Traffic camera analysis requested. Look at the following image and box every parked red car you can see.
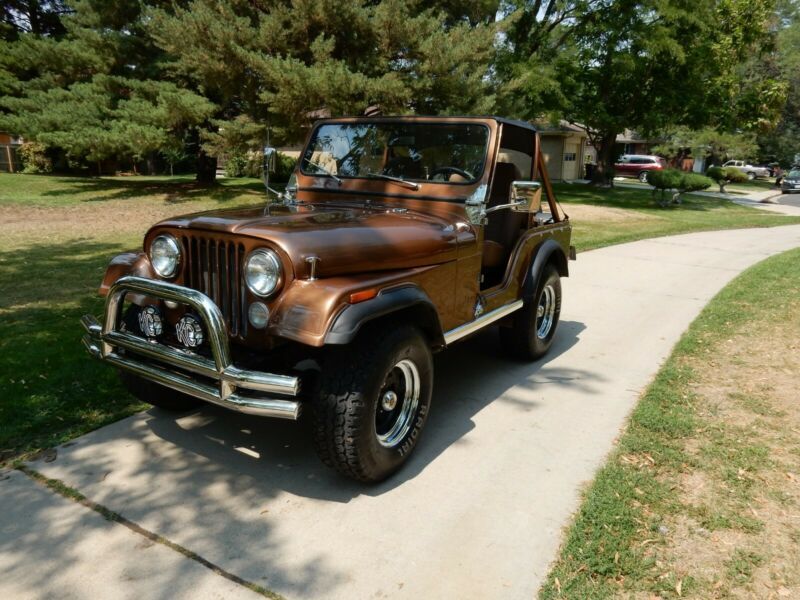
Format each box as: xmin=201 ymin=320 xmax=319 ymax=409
xmin=614 ymin=154 xmax=666 ymax=182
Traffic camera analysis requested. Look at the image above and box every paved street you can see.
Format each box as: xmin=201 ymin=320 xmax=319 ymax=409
xmin=3 ymin=225 xmax=800 ymax=600
xmin=778 ymin=192 xmax=800 ymax=208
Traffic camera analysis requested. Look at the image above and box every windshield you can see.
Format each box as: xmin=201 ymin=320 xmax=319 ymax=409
xmin=301 ymin=122 xmax=490 ymax=185
xmin=787 ymin=170 xmax=800 ymax=178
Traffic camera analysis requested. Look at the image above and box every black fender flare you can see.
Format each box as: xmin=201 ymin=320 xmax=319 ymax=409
xmin=324 ymin=285 xmax=444 ymax=346
xmin=522 ymin=239 xmax=569 ymax=301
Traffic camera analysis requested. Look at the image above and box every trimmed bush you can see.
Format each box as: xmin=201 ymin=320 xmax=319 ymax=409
xmin=706 ymin=166 xmax=747 ymax=193
xmin=649 ymin=168 xmax=712 ymax=206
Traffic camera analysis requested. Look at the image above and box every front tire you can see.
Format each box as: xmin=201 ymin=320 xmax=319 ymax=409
xmin=747 ymin=171 xmax=756 ymax=180
xmin=500 ymin=265 xmax=562 ymax=360
xmin=312 ymin=325 xmax=433 ymax=482
xmin=638 ymin=171 xmax=649 ymax=183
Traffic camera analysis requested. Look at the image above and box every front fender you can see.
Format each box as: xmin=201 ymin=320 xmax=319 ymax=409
xmin=324 ymin=285 xmax=443 ymax=346
xmin=99 ymin=252 xmax=156 ymax=299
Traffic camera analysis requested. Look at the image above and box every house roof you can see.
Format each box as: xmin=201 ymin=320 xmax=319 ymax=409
xmin=535 ymin=120 xmax=587 ymax=136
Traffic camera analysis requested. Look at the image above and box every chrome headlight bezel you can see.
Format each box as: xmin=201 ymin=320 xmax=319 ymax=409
xmin=245 ymin=248 xmax=283 ymax=298
xmin=149 ymin=234 xmax=181 ymax=279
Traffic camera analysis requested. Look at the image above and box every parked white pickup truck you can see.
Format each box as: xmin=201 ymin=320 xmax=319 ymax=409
xmin=722 ymin=160 xmax=770 ymax=180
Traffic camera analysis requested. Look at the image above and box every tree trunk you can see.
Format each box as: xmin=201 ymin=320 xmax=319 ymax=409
xmin=590 ymin=131 xmax=619 ymax=186
xmin=196 ymin=149 xmax=217 ymax=184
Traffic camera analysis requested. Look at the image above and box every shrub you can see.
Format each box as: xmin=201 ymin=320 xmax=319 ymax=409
xmin=273 ymin=152 xmax=298 ymax=182
xmin=18 ymin=142 xmax=52 ymax=174
xmin=648 ymin=168 xmax=712 ymax=206
xmin=647 ymin=168 xmax=683 ymax=191
xmin=706 ymin=166 xmax=747 ymax=193
xmin=224 ymin=154 xmax=247 ymax=178
xmin=226 ymin=151 xmax=297 ymax=181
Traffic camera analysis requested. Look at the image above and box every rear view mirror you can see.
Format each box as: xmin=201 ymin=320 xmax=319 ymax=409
xmin=510 ymin=180 xmax=542 ymax=212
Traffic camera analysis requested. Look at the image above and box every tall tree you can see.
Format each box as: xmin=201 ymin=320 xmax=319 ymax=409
xmin=757 ymin=0 xmax=800 ymax=165
xmin=503 ymin=0 xmax=785 ymax=184
xmin=0 ymin=0 xmax=214 ymax=175
xmin=145 ymin=0 xmax=498 ymax=180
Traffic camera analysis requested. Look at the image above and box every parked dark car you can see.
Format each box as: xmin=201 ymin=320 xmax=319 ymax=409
xmin=614 ymin=154 xmax=666 ymax=182
xmin=781 ymin=169 xmax=800 ymax=194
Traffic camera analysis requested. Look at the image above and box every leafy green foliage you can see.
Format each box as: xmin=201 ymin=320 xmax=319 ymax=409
xmin=17 ymin=141 xmax=51 ymax=173
xmin=707 ymin=165 xmax=749 ymax=192
xmin=648 ymin=169 xmax=712 ymax=206
xmin=224 ymin=151 xmax=296 ymax=181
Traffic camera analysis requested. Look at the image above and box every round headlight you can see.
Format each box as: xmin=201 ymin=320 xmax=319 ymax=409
xmin=150 ymin=235 xmax=181 ymax=278
xmin=245 ymin=249 xmax=282 ymax=297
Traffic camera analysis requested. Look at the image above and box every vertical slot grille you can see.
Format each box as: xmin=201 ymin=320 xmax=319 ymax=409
xmin=181 ymin=236 xmax=246 ymax=337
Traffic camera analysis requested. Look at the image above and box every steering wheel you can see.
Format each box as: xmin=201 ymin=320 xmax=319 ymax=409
xmin=429 ymin=166 xmax=474 ymax=182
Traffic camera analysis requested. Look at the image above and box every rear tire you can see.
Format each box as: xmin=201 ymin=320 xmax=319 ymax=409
xmin=312 ymin=325 xmax=433 ymax=482
xmin=119 ymin=371 xmax=202 ymax=412
xmin=747 ymin=171 xmax=756 ymax=180
xmin=500 ymin=265 xmax=562 ymax=361
xmin=638 ymin=171 xmax=649 ymax=183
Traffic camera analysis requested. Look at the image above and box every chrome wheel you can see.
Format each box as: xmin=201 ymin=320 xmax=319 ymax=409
xmin=638 ymin=171 xmax=649 ymax=183
xmin=375 ymin=359 xmax=421 ymax=448
xmin=536 ymin=284 xmax=557 ymax=339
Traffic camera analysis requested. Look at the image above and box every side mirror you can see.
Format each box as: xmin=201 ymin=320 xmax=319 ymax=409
xmin=510 ymin=180 xmax=542 ymax=212
xmin=263 ymin=146 xmax=277 ymax=173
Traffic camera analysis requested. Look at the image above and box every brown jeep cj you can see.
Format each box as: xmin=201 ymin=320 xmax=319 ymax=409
xmin=82 ymin=116 xmax=574 ymax=482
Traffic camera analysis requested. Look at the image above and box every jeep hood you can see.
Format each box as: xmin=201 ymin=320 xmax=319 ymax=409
xmin=153 ymin=202 xmax=463 ymax=278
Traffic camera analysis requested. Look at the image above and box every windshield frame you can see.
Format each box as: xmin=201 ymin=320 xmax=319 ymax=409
xmin=299 ymin=119 xmax=492 ymax=187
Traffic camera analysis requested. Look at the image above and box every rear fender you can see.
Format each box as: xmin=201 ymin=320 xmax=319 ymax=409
xmin=522 ymin=239 xmax=568 ymax=301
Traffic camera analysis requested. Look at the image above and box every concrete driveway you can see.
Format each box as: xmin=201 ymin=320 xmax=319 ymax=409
xmin=4 ymin=225 xmax=800 ymax=600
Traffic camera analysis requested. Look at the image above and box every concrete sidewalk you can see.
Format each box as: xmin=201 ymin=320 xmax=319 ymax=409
xmin=4 ymin=225 xmax=800 ymax=600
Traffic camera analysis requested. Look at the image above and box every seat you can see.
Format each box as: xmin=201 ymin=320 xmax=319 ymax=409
xmin=482 ymin=162 xmax=526 ymax=272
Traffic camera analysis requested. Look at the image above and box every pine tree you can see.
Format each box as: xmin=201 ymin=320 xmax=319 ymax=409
xmin=0 ymin=1 xmax=214 ymax=176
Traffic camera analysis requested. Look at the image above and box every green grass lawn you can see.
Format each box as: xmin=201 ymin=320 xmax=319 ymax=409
xmin=0 ymin=173 xmax=798 ymax=462
xmin=553 ymin=182 xmax=800 ymax=251
xmin=0 ymin=172 xmax=268 ymax=206
xmin=540 ymin=247 xmax=800 ymax=599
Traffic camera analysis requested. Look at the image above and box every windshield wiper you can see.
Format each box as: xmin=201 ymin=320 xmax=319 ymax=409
xmin=302 ymin=157 xmax=342 ymax=184
xmin=365 ymin=173 xmax=420 ymax=191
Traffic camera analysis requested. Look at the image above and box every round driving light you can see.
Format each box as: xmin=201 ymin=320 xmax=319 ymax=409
xmin=137 ymin=305 xmax=163 ymax=338
xmin=150 ymin=234 xmax=181 ymax=278
xmin=176 ymin=314 xmax=204 ymax=348
xmin=248 ymin=302 xmax=270 ymax=329
xmin=245 ymin=249 xmax=282 ymax=297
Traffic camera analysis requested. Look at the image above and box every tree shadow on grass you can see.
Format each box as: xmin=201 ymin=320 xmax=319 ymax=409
xmin=39 ymin=176 xmax=267 ymax=204
xmin=0 ymin=239 xmax=143 ymax=460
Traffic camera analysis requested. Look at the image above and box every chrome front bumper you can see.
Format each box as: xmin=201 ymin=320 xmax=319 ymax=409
xmin=81 ymin=275 xmax=302 ymax=420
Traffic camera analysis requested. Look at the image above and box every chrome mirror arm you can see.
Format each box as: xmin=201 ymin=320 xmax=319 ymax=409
xmin=485 ymin=199 xmax=527 ymax=214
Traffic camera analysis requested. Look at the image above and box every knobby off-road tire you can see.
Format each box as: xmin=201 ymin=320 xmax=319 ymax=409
xmin=500 ymin=264 xmax=562 ymax=361
xmin=312 ymin=325 xmax=433 ymax=482
xmin=118 ymin=304 xmax=201 ymax=412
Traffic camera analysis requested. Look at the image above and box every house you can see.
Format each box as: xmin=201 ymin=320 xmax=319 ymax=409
xmin=614 ymin=129 xmax=660 ymax=157
xmin=537 ymin=121 xmax=590 ymax=181
xmin=0 ymin=132 xmax=22 ymax=173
